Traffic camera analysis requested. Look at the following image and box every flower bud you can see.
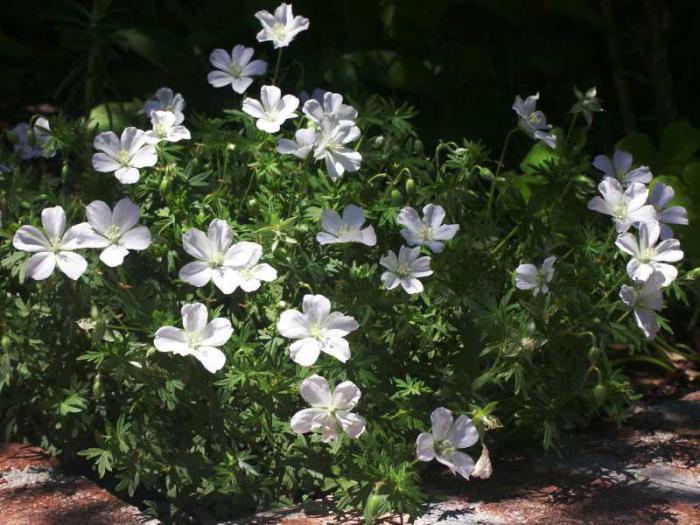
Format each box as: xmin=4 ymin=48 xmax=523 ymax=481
xmin=593 ymin=384 xmax=607 ymax=404
xmin=405 ymin=178 xmax=415 ymax=194
xmin=1 ymin=336 xmax=10 ymax=352
xmin=588 ymin=346 xmax=602 ymax=362
xmin=159 ymin=175 xmax=172 ymax=194
xmin=390 ymin=189 xmax=402 ymax=205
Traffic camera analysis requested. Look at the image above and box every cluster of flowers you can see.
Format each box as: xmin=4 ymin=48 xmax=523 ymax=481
xmin=510 ymin=91 xmax=690 ymax=341
xmin=8 ymin=3 xmax=485 ymax=480
xmin=587 ymin=150 xmax=688 ymax=339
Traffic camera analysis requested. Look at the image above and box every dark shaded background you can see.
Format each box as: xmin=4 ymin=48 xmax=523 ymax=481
xmin=2 ymin=0 xmax=699 ymax=151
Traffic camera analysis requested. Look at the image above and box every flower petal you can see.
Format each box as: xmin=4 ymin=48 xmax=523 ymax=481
xmin=447 ymin=415 xmax=479 ymax=449
xmin=289 ymin=337 xmax=321 ymax=366
xmin=99 ymin=245 xmax=129 ymax=267
xmin=431 ymin=407 xmax=454 ymax=441
xmin=336 ymin=411 xmax=366 ymax=439
xmin=299 ymin=374 xmax=332 ymax=407
xmin=154 ymin=326 xmax=190 ymax=354
xmin=277 ymin=309 xmax=310 ymax=339
xmin=416 ymin=432 xmax=436 ymax=462
xmin=25 ymin=252 xmax=56 ymax=280
xmin=332 ymin=380 xmax=361 ymax=410
xmin=181 ymin=302 xmax=208 ymax=333
xmin=194 ymin=346 xmax=226 ymax=373
xmin=13 ymin=225 xmax=51 ymax=252
xmin=56 ymin=251 xmax=88 ymax=280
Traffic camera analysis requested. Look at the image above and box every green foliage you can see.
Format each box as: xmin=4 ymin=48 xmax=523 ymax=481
xmin=0 ymin=91 xmax=696 ymax=523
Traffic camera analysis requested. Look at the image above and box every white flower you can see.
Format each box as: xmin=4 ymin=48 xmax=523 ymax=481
xmin=207 ymin=45 xmax=267 ymax=94
xmin=302 ymin=91 xmax=358 ymax=126
xmin=277 ymin=127 xmax=317 ymax=159
xmin=416 ymin=407 xmax=480 ymax=480
xmin=380 ymin=245 xmax=433 ymax=295
xmin=154 ymin=303 xmax=232 ymax=373
xmin=615 ymin=221 xmax=683 ymax=287
xmin=587 ymin=178 xmax=656 ymax=233
xmin=592 ymin=150 xmax=652 ymax=186
xmin=397 ymin=204 xmax=459 ymax=253
xmin=78 ymin=198 xmax=152 ymax=267
xmin=145 ymin=111 xmax=191 ymax=144
xmin=242 ymin=85 xmax=299 ymax=133
xmin=620 ymin=271 xmax=664 ymax=340
xmin=512 ymin=93 xmax=557 ymax=149
xmin=144 ymin=87 xmax=185 ymax=124
xmin=313 ymin=116 xmax=362 ymax=180
xmin=255 ymin=3 xmax=309 ymax=49
xmin=648 ymin=183 xmax=689 ymax=239
xmin=222 ymin=241 xmax=277 ymax=292
xmin=290 ymin=374 xmax=366 ymax=442
xmin=571 ymin=86 xmax=603 ymax=125
xmin=471 ymin=446 xmax=493 ymax=479
xmin=11 ymin=118 xmax=55 ymax=160
xmin=179 ymin=219 xmax=237 ymax=294
xmin=515 ymin=256 xmax=556 ymax=295
xmin=277 ymin=294 xmax=358 ymax=366
xmin=91 ymin=127 xmax=158 ymax=184
xmin=13 ymin=206 xmax=91 ymax=280
xmin=316 ymin=205 xmax=376 ymax=246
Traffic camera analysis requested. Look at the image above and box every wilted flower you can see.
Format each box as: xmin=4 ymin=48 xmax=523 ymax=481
xmin=615 ymin=221 xmax=683 ymax=287
xmin=619 ymin=271 xmax=664 ymax=340
xmin=397 ymin=204 xmax=459 ymax=253
xmin=587 ymin=178 xmax=656 ymax=233
xmin=11 ymin=118 xmax=55 ymax=160
xmin=207 ymin=45 xmax=267 ymax=94
xmin=290 ymin=374 xmax=366 ymax=442
xmin=303 ymin=91 xmax=358 ymax=126
xmin=571 ymin=86 xmax=603 ymax=125
xmin=79 ymin=198 xmax=152 ymax=267
xmin=242 ymin=85 xmax=299 ymax=133
xmin=313 ymin=116 xmax=362 ymax=180
xmin=515 ymin=256 xmax=556 ymax=295
xmin=220 ymin=241 xmax=277 ymax=292
xmin=300 ymin=87 xmax=326 ymax=104
xmin=91 ymin=127 xmax=158 ymax=184
xmin=471 ymin=446 xmax=493 ymax=479
xmin=154 ymin=303 xmax=233 ymax=373
xmin=592 ymin=150 xmax=652 ymax=186
xmin=380 ymin=245 xmax=433 ymax=294
xmin=145 ymin=111 xmax=191 ymax=144
xmin=277 ymin=127 xmax=316 ymax=159
xmin=144 ymin=87 xmax=185 ymax=124
xmin=255 ymin=3 xmax=309 ymax=48
xmin=179 ymin=219 xmax=239 ymax=294
xmin=648 ymin=183 xmax=689 ymax=239
xmin=316 ymin=205 xmax=376 ymax=246
xmin=277 ymin=294 xmax=359 ymax=366
xmin=416 ymin=407 xmax=480 ymax=480
xmin=512 ymin=92 xmax=557 ymax=149
xmin=13 ymin=206 xmax=91 ymax=280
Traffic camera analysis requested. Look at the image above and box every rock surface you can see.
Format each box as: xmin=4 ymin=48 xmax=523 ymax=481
xmin=0 ymin=443 xmax=157 ymax=525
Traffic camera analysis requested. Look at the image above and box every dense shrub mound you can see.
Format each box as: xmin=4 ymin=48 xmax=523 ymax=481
xmin=0 ymin=4 xmax=696 ymax=522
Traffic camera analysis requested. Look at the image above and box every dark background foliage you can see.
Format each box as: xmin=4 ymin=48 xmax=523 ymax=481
xmin=2 ymin=0 xmax=699 ymax=151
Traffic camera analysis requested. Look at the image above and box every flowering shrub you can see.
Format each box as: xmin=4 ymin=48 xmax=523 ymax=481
xmin=0 ymin=3 xmax=697 ymax=521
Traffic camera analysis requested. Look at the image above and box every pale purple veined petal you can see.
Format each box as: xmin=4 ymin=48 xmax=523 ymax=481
xmin=181 ymin=302 xmax=208 ymax=333
xmin=25 ymin=252 xmax=57 ymax=280
xmin=335 ymin=411 xmax=366 ymax=438
xmin=299 ymin=374 xmax=332 ymax=407
xmin=56 ymin=251 xmax=88 ymax=280
xmin=289 ymin=337 xmax=321 ymax=366
xmin=431 ymin=408 xmax=454 ymax=441
xmin=179 ymin=261 xmax=213 ymax=287
xmin=416 ymin=432 xmax=436 ymax=461
xmin=13 ymin=225 xmax=51 ymax=252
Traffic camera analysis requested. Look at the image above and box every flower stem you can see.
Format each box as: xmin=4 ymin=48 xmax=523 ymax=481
xmin=485 ymin=128 xmax=516 ymax=222
xmin=272 ymin=48 xmax=284 ymax=86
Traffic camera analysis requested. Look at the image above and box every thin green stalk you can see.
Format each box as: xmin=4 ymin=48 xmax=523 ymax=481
xmin=485 ymin=128 xmax=516 ymax=222
xmin=272 ymin=48 xmax=284 ymax=86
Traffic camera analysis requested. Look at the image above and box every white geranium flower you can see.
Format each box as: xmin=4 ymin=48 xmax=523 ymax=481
xmin=615 ymin=221 xmax=683 ymax=287
xmin=144 ymin=87 xmax=185 ymax=124
xmin=255 ymin=3 xmax=309 ymax=49
xmin=290 ymin=374 xmax=366 ymax=442
xmin=380 ymin=245 xmax=433 ymax=295
xmin=242 ymin=85 xmax=299 ymax=133
xmin=11 ymin=118 xmax=55 ymax=160
xmin=648 ymin=183 xmax=689 ymax=239
xmin=316 ymin=205 xmax=376 ymax=246
xmin=620 ymin=271 xmax=664 ymax=340
xmin=587 ymin=178 xmax=656 ymax=233
xmin=207 ymin=45 xmax=267 ymax=94
xmin=154 ymin=303 xmax=232 ymax=373
xmin=303 ymin=91 xmax=358 ymax=126
xmin=277 ymin=127 xmax=317 ymax=159
xmin=222 ymin=241 xmax=277 ymax=292
xmin=79 ymin=198 xmax=152 ymax=267
xmin=397 ymin=204 xmax=459 ymax=253
xmin=277 ymin=294 xmax=359 ymax=366
xmin=13 ymin=206 xmax=91 ymax=280
xmin=145 ymin=111 xmax=191 ymax=144
xmin=179 ymin=219 xmax=238 ymax=294
xmin=512 ymin=93 xmax=557 ymax=149
xmin=416 ymin=407 xmax=480 ymax=480
xmin=313 ymin=116 xmax=362 ymax=180
xmin=515 ymin=256 xmax=556 ymax=295
xmin=91 ymin=127 xmax=158 ymax=184
xmin=592 ymin=150 xmax=652 ymax=186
